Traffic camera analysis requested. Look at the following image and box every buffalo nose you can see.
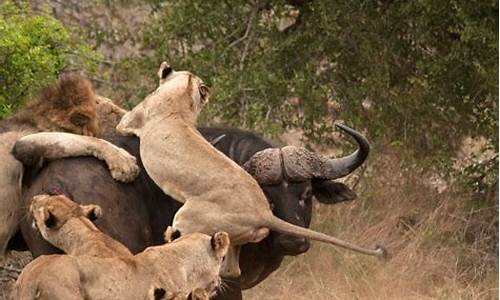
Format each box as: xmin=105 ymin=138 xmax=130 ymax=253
xmin=278 ymin=236 xmax=310 ymax=255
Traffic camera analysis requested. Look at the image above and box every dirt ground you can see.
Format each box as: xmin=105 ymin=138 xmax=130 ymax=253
xmin=0 ymin=252 xmax=32 ymax=300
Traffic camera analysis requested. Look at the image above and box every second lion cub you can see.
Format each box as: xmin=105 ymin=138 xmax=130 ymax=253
xmin=30 ymin=194 xmax=132 ymax=257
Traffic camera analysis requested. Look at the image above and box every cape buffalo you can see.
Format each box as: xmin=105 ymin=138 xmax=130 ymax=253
xmin=13 ymin=126 xmax=369 ymax=299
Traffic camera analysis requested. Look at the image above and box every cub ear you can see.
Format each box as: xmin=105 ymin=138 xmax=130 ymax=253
xmin=153 ymin=287 xmax=166 ymax=300
xmin=164 ymin=226 xmax=181 ymax=243
xmin=312 ymin=180 xmax=356 ymax=204
xmin=211 ymin=231 xmax=230 ymax=257
xmin=82 ymin=204 xmax=102 ymax=221
xmin=41 ymin=208 xmax=57 ymax=229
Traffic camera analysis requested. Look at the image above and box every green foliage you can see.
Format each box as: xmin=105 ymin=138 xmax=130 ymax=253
xmin=0 ymin=1 xmax=100 ymax=117
xmin=1 ymin=0 xmax=495 ymax=189
xmin=138 ymin=0 xmax=497 ymax=183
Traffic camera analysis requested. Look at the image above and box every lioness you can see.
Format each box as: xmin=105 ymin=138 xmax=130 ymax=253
xmin=30 ymin=194 xmax=132 ymax=257
xmin=0 ymin=74 xmax=139 ymax=262
xmin=116 ymin=62 xmax=385 ymax=276
xmin=11 ymin=231 xmax=229 ymax=300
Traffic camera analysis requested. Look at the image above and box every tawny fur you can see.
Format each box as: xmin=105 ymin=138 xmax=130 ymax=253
xmin=116 ymin=62 xmax=385 ymax=277
xmin=0 ymin=73 xmax=138 ymax=263
xmin=95 ymin=95 xmax=128 ymax=136
xmin=11 ymin=232 xmax=229 ymax=300
xmin=30 ymin=194 xmax=132 ymax=258
xmin=1 ymin=73 xmax=99 ymax=136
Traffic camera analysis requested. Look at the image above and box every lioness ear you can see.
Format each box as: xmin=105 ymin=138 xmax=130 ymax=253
xmin=198 ymin=84 xmax=210 ymax=105
xmin=82 ymin=204 xmax=102 ymax=221
xmin=158 ymin=61 xmax=173 ymax=84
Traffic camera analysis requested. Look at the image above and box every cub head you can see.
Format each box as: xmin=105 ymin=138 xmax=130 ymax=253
xmin=30 ymin=194 xmax=102 ymax=239
xmin=116 ymin=61 xmax=210 ymax=136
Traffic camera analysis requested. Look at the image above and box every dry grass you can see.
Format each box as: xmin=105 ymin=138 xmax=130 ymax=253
xmin=244 ymin=148 xmax=498 ymax=300
xmin=1 ymin=149 xmax=497 ymax=300
xmin=0 ymin=251 xmax=32 ymax=300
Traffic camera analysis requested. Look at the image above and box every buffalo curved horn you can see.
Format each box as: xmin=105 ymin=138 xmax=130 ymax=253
xmin=281 ymin=124 xmax=369 ymax=180
xmin=319 ymin=123 xmax=370 ymax=179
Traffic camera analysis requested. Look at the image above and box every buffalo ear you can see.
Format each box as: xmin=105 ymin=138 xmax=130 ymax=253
xmin=82 ymin=204 xmax=102 ymax=221
xmin=312 ymin=180 xmax=356 ymax=204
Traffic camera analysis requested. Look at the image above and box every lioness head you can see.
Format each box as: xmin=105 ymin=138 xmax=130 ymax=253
xmin=164 ymin=231 xmax=229 ymax=296
xmin=116 ymin=62 xmax=210 ymax=136
xmin=30 ymin=194 xmax=102 ymax=239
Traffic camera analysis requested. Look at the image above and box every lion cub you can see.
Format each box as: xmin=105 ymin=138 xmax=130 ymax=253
xmin=12 ymin=231 xmax=229 ymax=300
xmin=30 ymin=194 xmax=132 ymax=257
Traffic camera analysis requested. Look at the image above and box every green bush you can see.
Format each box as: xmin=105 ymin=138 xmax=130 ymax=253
xmin=0 ymin=1 xmax=100 ymax=117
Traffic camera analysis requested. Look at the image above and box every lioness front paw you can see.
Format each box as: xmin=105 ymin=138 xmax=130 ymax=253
xmin=106 ymin=148 xmax=139 ymax=182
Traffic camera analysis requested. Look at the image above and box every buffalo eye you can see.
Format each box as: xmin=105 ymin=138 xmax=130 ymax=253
xmin=301 ymin=187 xmax=313 ymax=200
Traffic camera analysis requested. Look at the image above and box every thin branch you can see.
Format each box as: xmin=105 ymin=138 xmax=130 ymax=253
xmin=224 ymin=2 xmax=258 ymax=56
xmin=239 ymin=2 xmax=259 ymax=71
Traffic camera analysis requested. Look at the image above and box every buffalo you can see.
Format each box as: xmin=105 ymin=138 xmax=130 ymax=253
xmin=12 ymin=126 xmax=369 ymax=299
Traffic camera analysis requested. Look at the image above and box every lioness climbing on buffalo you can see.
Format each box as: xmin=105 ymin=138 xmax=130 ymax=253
xmin=0 ymin=73 xmax=139 ymax=263
xmin=116 ymin=62 xmax=386 ymax=277
xmin=30 ymin=194 xmax=132 ymax=258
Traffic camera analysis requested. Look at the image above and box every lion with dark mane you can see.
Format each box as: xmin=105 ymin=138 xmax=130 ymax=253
xmin=0 ymin=73 xmax=139 ymax=263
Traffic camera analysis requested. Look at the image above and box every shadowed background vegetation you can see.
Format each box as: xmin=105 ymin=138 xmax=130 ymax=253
xmin=0 ymin=0 xmax=498 ymax=299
